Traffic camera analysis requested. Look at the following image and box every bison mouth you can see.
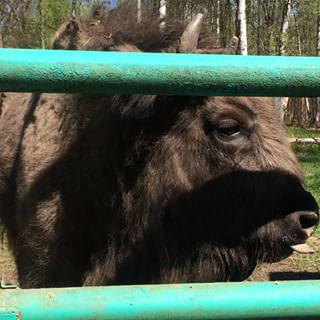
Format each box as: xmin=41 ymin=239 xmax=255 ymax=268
xmin=258 ymin=210 xmax=319 ymax=263
xmin=287 ymin=211 xmax=319 ymax=254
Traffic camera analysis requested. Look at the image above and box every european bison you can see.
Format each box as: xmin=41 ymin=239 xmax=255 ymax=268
xmin=0 ymin=7 xmax=318 ymax=288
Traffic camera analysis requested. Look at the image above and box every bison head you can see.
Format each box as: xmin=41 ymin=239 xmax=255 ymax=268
xmin=102 ymin=94 xmax=318 ymax=284
xmin=17 ymin=7 xmax=319 ymax=286
xmin=58 ymin=8 xmax=318 ymax=284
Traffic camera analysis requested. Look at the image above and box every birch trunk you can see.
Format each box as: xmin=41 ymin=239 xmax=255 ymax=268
xmin=294 ymin=12 xmax=302 ymax=56
xmin=216 ymin=0 xmax=220 ymax=37
xmin=278 ymin=1 xmax=292 ymax=121
xmin=279 ymin=0 xmax=291 ymax=55
xmin=238 ymin=0 xmax=248 ymax=55
xmin=71 ymin=0 xmax=82 ymax=16
xmin=38 ymin=0 xmax=45 ymax=49
xmin=71 ymin=0 xmax=76 ymax=15
xmin=317 ymin=15 xmax=320 ymax=127
xmin=137 ymin=0 xmax=141 ymax=23
xmin=159 ymin=0 xmax=166 ymax=30
xmin=317 ymin=16 xmax=320 ymax=56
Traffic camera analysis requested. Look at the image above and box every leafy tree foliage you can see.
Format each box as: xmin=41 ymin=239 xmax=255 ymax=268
xmin=1 ymin=0 xmax=70 ymax=47
xmin=1 ymin=0 xmax=319 ymax=54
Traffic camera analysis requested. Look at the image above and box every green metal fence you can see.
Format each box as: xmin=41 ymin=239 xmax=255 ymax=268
xmin=1 ymin=49 xmax=320 ymax=96
xmin=1 ymin=281 xmax=320 ymax=320
xmin=0 ymin=49 xmax=320 ymax=319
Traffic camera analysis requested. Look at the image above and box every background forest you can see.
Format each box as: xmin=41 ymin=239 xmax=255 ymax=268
xmin=1 ymin=0 xmax=319 ymax=55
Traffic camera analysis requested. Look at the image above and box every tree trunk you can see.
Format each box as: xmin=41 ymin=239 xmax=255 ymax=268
xmin=159 ymin=0 xmax=166 ymax=30
xmin=256 ymin=0 xmax=261 ymax=55
xmin=71 ymin=0 xmax=81 ymax=16
xmin=278 ymin=0 xmax=292 ymax=121
xmin=137 ymin=0 xmax=142 ymax=23
xmin=279 ymin=0 xmax=291 ymax=56
xmin=294 ymin=12 xmax=302 ymax=56
xmin=38 ymin=0 xmax=45 ymax=49
xmin=284 ymin=9 xmax=320 ymax=128
xmin=317 ymin=14 xmax=320 ymax=127
xmin=317 ymin=16 xmax=320 ymax=56
xmin=0 ymin=30 xmax=3 ymax=48
xmin=275 ymin=97 xmax=288 ymax=121
xmin=216 ymin=0 xmax=220 ymax=38
xmin=0 ymin=32 xmax=3 ymax=115
xmin=238 ymin=0 xmax=248 ymax=55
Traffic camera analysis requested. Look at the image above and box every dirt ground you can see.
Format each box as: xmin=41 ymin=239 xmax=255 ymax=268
xmin=1 ymin=236 xmax=319 ymax=286
xmin=249 ymin=236 xmax=320 ymax=281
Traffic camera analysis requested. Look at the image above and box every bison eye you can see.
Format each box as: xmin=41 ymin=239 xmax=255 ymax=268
xmin=216 ymin=125 xmax=242 ymax=139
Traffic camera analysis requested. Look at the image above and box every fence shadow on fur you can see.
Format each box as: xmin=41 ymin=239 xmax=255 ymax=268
xmin=269 ymin=272 xmax=320 ymax=281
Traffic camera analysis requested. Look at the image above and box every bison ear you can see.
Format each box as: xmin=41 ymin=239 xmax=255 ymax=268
xmin=178 ymin=13 xmax=204 ymax=53
xmin=51 ymin=17 xmax=81 ymax=49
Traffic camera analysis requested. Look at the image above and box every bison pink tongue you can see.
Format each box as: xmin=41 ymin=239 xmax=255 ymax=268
xmin=290 ymin=243 xmax=315 ymax=254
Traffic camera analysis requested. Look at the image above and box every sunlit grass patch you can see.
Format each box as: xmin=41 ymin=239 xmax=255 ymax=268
xmin=288 ymin=126 xmax=320 ymax=238
xmin=286 ymin=126 xmax=320 ymax=139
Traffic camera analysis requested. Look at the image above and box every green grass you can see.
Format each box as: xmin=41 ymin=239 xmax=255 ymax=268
xmin=292 ymin=143 xmax=320 ymax=156
xmin=299 ymin=155 xmax=320 ymax=237
xmin=286 ymin=126 xmax=320 ymax=237
xmin=286 ymin=126 xmax=320 ymax=138
xmin=295 ymin=151 xmax=320 ymax=206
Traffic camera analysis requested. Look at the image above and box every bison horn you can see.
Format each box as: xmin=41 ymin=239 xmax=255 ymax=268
xmin=178 ymin=13 xmax=204 ymax=53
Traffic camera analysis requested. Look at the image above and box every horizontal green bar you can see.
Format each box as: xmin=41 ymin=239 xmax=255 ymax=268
xmin=1 ymin=281 xmax=320 ymax=319
xmin=1 ymin=49 xmax=320 ymax=96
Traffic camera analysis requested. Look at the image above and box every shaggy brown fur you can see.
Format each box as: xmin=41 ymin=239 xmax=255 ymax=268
xmin=52 ymin=3 xmax=236 ymax=54
xmin=52 ymin=3 xmax=185 ymax=52
xmin=0 ymin=6 xmax=318 ymax=288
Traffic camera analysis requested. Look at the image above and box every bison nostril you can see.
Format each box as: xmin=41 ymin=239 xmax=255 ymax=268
xmin=299 ymin=212 xmax=319 ymax=230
